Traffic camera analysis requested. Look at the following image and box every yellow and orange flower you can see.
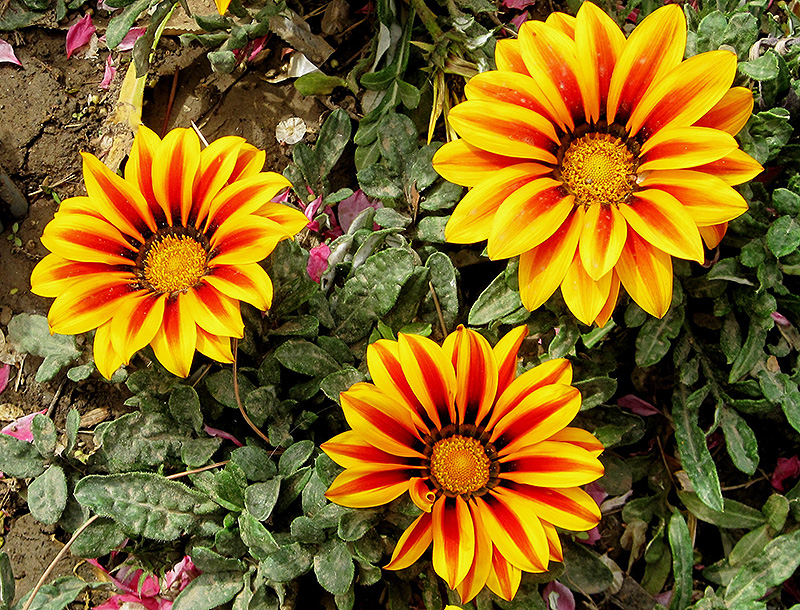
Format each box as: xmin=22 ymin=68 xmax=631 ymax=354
xmin=31 ymin=126 xmax=307 ymax=379
xmin=322 ymin=326 xmax=603 ymax=602
xmin=433 ymin=2 xmax=762 ymax=326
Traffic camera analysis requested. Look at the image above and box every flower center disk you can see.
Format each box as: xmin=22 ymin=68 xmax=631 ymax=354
xmin=560 ymin=133 xmax=636 ymax=208
xmin=429 ymin=434 xmax=491 ymax=495
xmin=143 ymin=234 xmax=208 ymax=293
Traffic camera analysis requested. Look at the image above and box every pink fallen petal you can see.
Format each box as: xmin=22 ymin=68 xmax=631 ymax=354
xmin=577 ymin=526 xmax=602 ymax=546
xmin=0 ymin=38 xmax=22 ymax=66
xmin=116 ymin=27 xmax=146 ymax=51
xmin=248 ymin=35 xmax=268 ymax=61
xmin=307 ymin=243 xmax=331 ymax=283
xmin=302 ymin=195 xmax=323 ymax=223
xmin=502 ymin=0 xmax=536 ymax=8
xmin=617 ymin=394 xmax=660 ymax=416
xmin=772 ymin=311 xmax=791 ymax=327
xmin=772 ymin=456 xmax=800 ymax=492
xmin=1 ymin=409 xmax=47 ymax=442
xmin=337 ymin=189 xmax=382 ymax=233
xmin=0 ymin=363 xmax=10 ymax=395
xmin=509 ymin=11 xmax=530 ymax=29
xmin=66 ymin=15 xmax=96 ymax=59
xmin=162 ymin=556 xmax=200 ymax=593
xmin=271 ymin=189 xmax=291 ymax=204
xmin=585 ymin=481 xmax=608 ymax=506
xmin=543 ymin=581 xmax=575 ymax=610
xmin=96 ymin=0 xmax=121 ymax=11
xmin=204 ymin=425 xmax=244 ymax=447
xmin=654 ymin=591 xmax=673 ymax=606
xmin=99 ymin=54 xmax=116 ymax=89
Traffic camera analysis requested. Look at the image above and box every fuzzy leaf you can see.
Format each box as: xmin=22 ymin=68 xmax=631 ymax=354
xmin=172 ymin=572 xmax=244 ymax=610
xmin=314 ymin=539 xmax=355 ymax=595
xmin=0 ymin=433 xmax=46 ymax=478
xmin=28 ymin=465 xmax=68 ymax=524
xmin=678 ymin=492 xmax=765 ymax=529
xmin=725 ymin=529 xmax=800 ymax=607
xmin=668 ymin=511 xmax=693 ymax=610
xmin=719 ymin=407 xmax=759 ymax=475
xmin=275 ymin=340 xmax=340 ymax=377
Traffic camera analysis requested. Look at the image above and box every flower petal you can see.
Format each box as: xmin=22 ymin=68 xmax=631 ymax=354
xmin=687 ymin=148 xmax=763 ymax=186
xmin=620 ymin=189 xmax=704 ymax=262
xmin=195 ymin=328 xmax=234 ymax=364
xmin=150 ymin=295 xmax=198 ymax=378
xmin=561 ymin=253 xmax=614 ymax=326
xmin=151 ymin=128 xmax=201 ymax=227
xmin=499 ymin=441 xmax=604 ymax=487
xmin=488 ymin=178 xmax=574 ymax=260
xmin=384 ymin=512 xmax=433 ymax=570
xmin=229 ymin=143 xmax=266 ymax=181
xmin=183 ymin=282 xmax=244 ymax=338
xmin=494 ymin=39 xmax=530 ymax=75
xmin=579 ymin=202 xmax=627 ymax=281
xmin=433 ymin=139 xmax=525 ymax=187
xmin=192 ymin=135 xmax=245 ymax=223
xmin=607 ymin=4 xmax=686 ymax=124
xmin=204 ymin=173 xmax=293 ymax=234
xmin=615 ymin=227 xmax=673 ymax=318
xmin=493 ymin=325 xmax=528 ymax=396
xmin=446 ymin=163 xmax=552 ymax=244
xmin=699 ymin=223 xmax=728 ymax=249
xmin=322 ymin=430 xmax=417 ymax=469
xmin=254 ymin=201 xmax=309 ymax=238
xmin=486 ymin=548 xmax=522 ymax=601
xmin=693 ymin=86 xmax=754 ymax=135
xmin=490 ymin=384 xmax=582 ymax=456
xmin=639 ymin=170 xmax=748 ymax=226
xmin=545 ymin=12 xmax=576 ymax=37
xmin=489 ymin=358 xmax=573 ymax=429
xmin=594 ymin=270 xmax=620 ymax=328
xmin=638 ymin=126 xmax=738 ymax=171
xmin=208 ymin=215 xmax=286 ymax=267
xmin=575 ymin=2 xmax=625 ymax=123
xmin=442 ymin=326 xmax=498 ymax=426
xmin=340 ymin=382 xmax=425 ymax=459
xmin=125 ymin=125 xmax=162 ymax=221
xmin=48 ymin=280 xmax=136 ymax=335
xmin=447 ymin=100 xmax=559 ymax=163
xmin=543 ymin=521 xmax=564 ymax=561
xmin=475 ymin=490 xmax=548 ymax=572
xmin=203 ymin=263 xmax=273 ymax=311
xmin=628 ymin=50 xmax=737 ymax=137
xmin=409 ymin=478 xmax=436 ymax=512
xmin=548 ymin=426 xmax=605 ymax=457
xmin=456 ymin=503 xmax=493 ymax=603
xmin=504 ymin=483 xmax=601 ymax=531
xmin=432 ymin=496 xmax=475 ymax=590
xmin=41 ymin=214 xmax=138 ymax=265
xmin=325 ymin=465 xmax=413 ymax=509
xmin=518 ymin=206 xmax=583 ymax=311
xmin=398 ymin=333 xmax=458 ymax=430
xmin=31 ymin=255 xmax=123 ymax=298
xmin=109 ymin=292 xmax=166 ymax=364
xmin=215 ymin=0 xmax=231 ymax=15
xmin=93 ymin=321 xmax=124 ymax=380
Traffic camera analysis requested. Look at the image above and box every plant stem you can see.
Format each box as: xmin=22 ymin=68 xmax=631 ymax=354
xmin=406 ymin=0 xmax=444 ymax=39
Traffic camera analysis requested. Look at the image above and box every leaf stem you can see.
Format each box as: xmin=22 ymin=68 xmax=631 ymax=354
xmin=232 ymin=338 xmax=272 ymax=446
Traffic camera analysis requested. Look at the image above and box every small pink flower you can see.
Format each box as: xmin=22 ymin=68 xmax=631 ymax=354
xmin=772 ymin=456 xmax=800 ymax=492
xmin=66 ymin=15 xmax=96 ymax=58
xmin=0 ymin=38 xmax=22 ymax=66
xmin=543 ymin=581 xmax=575 ymax=610
xmin=307 ymin=243 xmax=331 ymax=283
xmin=772 ymin=311 xmax=791 ymax=327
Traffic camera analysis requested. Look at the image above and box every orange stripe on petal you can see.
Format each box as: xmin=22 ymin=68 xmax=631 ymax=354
xmin=31 ymin=255 xmax=123 ymax=298
xmin=48 ymin=280 xmax=136 ymax=335
xmin=204 ymin=173 xmax=293 ymax=233
xmin=432 ymin=496 xmax=475 ymax=590
xmin=504 ymin=483 xmax=601 ymax=531
xmin=549 ymin=426 xmax=605 ymax=457
xmin=494 ymin=39 xmax=530 ymax=75
xmin=499 ymin=441 xmax=604 ymax=487
xmin=398 ymin=333 xmax=457 ymax=429
xmin=475 ymin=491 xmax=548 ymax=572
xmin=448 ymin=100 xmax=559 ymax=163
xmin=456 ymin=503 xmax=493 ymax=603
xmin=384 ymin=511 xmax=433 ymax=570
xmin=433 ymin=139 xmax=525 ymax=187
xmin=489 ymin=359 xmax=573 ymax=429
xmin=615 ymin=227 xmax=673 ymax=318
xmin=192 ymin=135 xmax=245 ymax=224
xmin=340 ymin=382 xmax=425 ymax=459
xmin=486 ymin=548 xmax=522 ymax=600
xmin=595 ymin=270 xmax=620 ymax=328
xmin=208 ymin=215 xmax=285 ymax=267
xmin=150 ymin=296 xmax=198 ymax=378
xmin=183 ymin=282 xmax=244 ymax=338
xmin=488 ymin=178 xmax=574 ymax=260
xmin=687 ymin=148 xmax=763 ymax=186
xmin=699 ymin=223 xmax=728 ymax=249
xmin=543 ymin=521 xmax=564 ymax=562
xmin=561 ymin=253 xmax=614 ymax=326
xmin=490 ymin=384 xmax=582 ymax=456
xmin=254 ymin=201 xmax=309 ymax=238
xmin=607 ymin=4 xmax=686 ymax=124
xmin=203 ymin=263 xmax=273 ymax=311
xmin=325 ymin=465 xmax=413 ymax=509
xmin=518 ymin=206 xmax=583 ymax=311
xmin=109 ymin=292 xmax=166 ymax=364
xmin=694 ymin=86 xmax=754 ymax=135
xmin=443 ymin=326 xmax=498 ymax=425
xmin=545 ymin=12 xmax=576 ymax=37
xmin=409 ymin=478 xmax=436 ymax=512
xmin=493 ymin=325 xmax=528 ymax=397
xmin=639 ymin=126 xmax=738 ymax=171
xmin=445 ymin=163 xmax=552 ymax=244
xmin=322 ymin=430 xmax=416 ymax=469
xmin=620 ymin=189 xmax=705 ymax=262
xmin=629 ymin=50 xmax=737 ymax=138
xmin=639 ymin=170 xmax=748 ymax=227
xmin=125 ymin=125 xmax=163 ymax=223
xmin=151 ymin=128 xmax=201 ymax=227
xmin=230 ymin=144 xmax=266 ymax=181
xmin=41 ymin=214 xmax=138 ymax=266
xmin=93 ymin=321 xmax=124 ymax=380
xmin=195 ymin=327 xmax=234 ymax=364
xmin=579 ymin=203 xmax=627 ymax=281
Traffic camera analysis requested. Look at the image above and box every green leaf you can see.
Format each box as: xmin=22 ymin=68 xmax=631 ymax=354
xmin=314 ymin=539 xmax=355 ymax=595
xmin=74 ymin=473 xmax=219 ymax=541
xmin=635 ymin=304 xmax=684 ymax=367
xmin=0 ymin=552 xmax=13 ymax=610
xmin=205 ymin=370 xmax=256 ymax=409
xmin=169 ymin=385 xmax=204 ymax=435
xmin=772 ymin=188 xmax=800 ymax=216
xmin=767 ymin=215 xmax=800 ymax=257
xmin=377 ymin=113 xmax=418 ymax=173
xmin=560 ymin=539 xmax=614 ymax=594
xmin=332 ymin=248 xmax=415 ymax=342
xmin=421 ymin=180 xmax=463 ymax=211
xmin=415 ymin=216 xmax=449 ymax=243
xmin=7 ymin=314 xmax=80 ymax=382
xmin=28 ymin=465 xmax=68 ymax=524
xmin=719 ymin=407 xmax=759 ymax=475
xmin=64 ymin=409 xmax=80 ymax=457
xmin=316 ymin=108 xmax=352 ymax=178
xmin=356 ymin=165 xmax=404 ymax=200
xmin=231 ymin=446 xmax=276 ymax=482
xmin=320 ymin=367 xmax=365 ymax=404
xmin=739 ymin=52 xmax=780 ymax=80
xmin=238 ymin=511 xmax=279 ymax=560
xmin=729 ymin=525 xmax=771 ymax=566
xmin=294 ymin=72 xmax=349 ymax=96
xmin=729 ymin=321 xmax=768 ymax=383
xmin=338 ymin=508 xmax=381 ymax=542
xmin=575 ymin=376 xmax=618 ymax=410
xmin=12 ymin=576 xmax=85 ymax=610
xmin=678 ymin=491 xmax=766 ymax=529
xmin=725 ymin=529 xmax=800 ymax=607
xmin=741 ymin=108 xmax=792 ymax=163
xmin=721 ymin=12 xmax=758 ymax=59
xmin=105 ymin=0 xmax=149 ymax=48
xmin=696 ymin=11 xmax=727 ymax=53
xmin=279 ymin=440 xmax=315 ymax=476
xmin=70 ymin=517 xmax=127 ymax=558
xmin=96 ymin=412 xmax=186 ymax=472
xmin=762 ymin=494 xmax=789 ymax=532
xmin=274 ymin=340 xmax=340 ymax=377
xmin=190 ymin=547 xmax=245 ymax=573
xmin=31 ymin=414 xmax=56 ymax=458
xmin=244 ymin=479 xmax=281 ymax=521
xmin=668 ymin=511 xmax=693 ymax=610
xmin=172 ymin=571 xmax=244 ymax=610
xmin=672 ymin=385 xmax=723 ymax=511
xmin=375 ymin=207 xmax=412 ymax=228
xmin=468 ymin=271 xmax=523 ymax=326
xmin=0 ymin=434 xmax=46 ymax=478
xmin=259 ymin=543 xmax=313 ymax=582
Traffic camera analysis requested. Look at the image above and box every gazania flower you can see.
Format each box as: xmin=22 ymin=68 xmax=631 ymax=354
xmin=433 ymin=2 xmax=762 ymax=326
xmin=31 ymin=126 xmax=307 ymax=378
xmin=323 ymin=326 xmax=603 ymax=602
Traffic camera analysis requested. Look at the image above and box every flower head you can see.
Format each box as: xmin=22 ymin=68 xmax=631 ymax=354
xmin=434 ymin=3 xmax=762 ymax=325
xmin=31 ymin=126 xmax=307 ymax=378
xmin=322 ymin=326 xmax=603 ymax=602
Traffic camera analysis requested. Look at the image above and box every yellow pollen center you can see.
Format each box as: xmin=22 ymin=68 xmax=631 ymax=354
xmin=560 ymin=133 xmax=636 ymax=207
xmin=429 ymin=435 xmax=491 ymax=495
xmin=143 ymin=234 xmax=207 ymax=293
